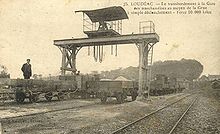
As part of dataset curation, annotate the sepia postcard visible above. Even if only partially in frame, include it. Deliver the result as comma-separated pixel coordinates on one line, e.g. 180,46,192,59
0,0,219,134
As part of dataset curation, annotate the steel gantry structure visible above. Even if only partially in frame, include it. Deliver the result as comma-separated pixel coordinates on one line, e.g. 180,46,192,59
53,6,159,98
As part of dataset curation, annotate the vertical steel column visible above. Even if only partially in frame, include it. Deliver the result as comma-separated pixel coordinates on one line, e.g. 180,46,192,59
138,41,149,98
147,44,153,98
61,48,67,76
71,46,77,74
138,41,144,97
144,43,148,96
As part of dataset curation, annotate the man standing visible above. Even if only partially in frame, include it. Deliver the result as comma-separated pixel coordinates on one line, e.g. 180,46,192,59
21,59,32,79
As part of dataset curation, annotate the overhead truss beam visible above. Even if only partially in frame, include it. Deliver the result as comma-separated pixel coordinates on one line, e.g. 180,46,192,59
54,33,159,47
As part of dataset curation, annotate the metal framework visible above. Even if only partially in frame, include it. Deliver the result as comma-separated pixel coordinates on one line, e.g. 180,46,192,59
54,32,159,97
76,6,126,37
54,7,159,98
136,41,155,97
58,46,82,75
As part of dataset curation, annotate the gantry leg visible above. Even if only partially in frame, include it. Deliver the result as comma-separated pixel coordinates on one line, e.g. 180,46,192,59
61,48,67,76
137,41,154,98
137,41,148,98
59,46,82,76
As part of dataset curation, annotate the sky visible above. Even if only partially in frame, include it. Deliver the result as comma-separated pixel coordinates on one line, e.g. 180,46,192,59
0,0,219,78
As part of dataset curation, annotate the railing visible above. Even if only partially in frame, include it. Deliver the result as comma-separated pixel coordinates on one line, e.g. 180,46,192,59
139,21,155,34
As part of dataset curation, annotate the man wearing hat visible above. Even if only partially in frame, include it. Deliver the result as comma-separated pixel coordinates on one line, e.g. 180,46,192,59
21,59,32,79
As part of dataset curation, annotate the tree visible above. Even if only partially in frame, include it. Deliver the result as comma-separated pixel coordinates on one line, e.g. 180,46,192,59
0,65,10,78
151,59,203,81
98,59,203,81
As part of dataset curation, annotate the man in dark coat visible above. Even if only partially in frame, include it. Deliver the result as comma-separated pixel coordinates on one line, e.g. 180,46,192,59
21,59,32,79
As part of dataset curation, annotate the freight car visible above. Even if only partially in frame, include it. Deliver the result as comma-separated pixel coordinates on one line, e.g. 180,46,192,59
10,79,69,103
3,74,138,104
149,74,185,96
86,80,138,103
0,78,14,103
2,74,185,104
8,74,98,103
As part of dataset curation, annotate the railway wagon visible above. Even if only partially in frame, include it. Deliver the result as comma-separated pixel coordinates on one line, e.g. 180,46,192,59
86,80,138,103
59,74,99,99
10,79,72,103
8,74,98,103
150,74,185,96
0,78,14,102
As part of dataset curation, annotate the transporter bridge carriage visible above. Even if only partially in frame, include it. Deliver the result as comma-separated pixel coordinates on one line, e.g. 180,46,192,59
54,6,159,102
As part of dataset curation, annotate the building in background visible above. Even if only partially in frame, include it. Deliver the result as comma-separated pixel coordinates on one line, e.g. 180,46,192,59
208,75,220,81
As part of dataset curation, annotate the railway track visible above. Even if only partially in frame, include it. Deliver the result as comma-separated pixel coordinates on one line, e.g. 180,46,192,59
168,96,197,134
1,101,99,121
111,94,198,134
1,93,198,134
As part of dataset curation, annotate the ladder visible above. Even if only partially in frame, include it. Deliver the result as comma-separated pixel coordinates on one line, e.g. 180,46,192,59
147,45,153,97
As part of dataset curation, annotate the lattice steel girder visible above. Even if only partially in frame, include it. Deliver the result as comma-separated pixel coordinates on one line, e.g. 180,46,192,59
54,33,159,47
59,46,82,75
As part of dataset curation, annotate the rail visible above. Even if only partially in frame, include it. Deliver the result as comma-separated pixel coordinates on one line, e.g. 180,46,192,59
111,94,194,134
168,96,198,134
1,102,98,121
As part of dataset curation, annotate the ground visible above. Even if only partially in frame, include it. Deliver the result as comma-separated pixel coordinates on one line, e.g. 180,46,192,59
0,88,219,134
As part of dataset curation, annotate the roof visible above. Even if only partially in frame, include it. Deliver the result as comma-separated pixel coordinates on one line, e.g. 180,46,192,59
212,79,220,82
198,75,209,81
75,6,128,22
100,78,113,81
114,76,131,81
176,78,191,82
208,75,220,80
